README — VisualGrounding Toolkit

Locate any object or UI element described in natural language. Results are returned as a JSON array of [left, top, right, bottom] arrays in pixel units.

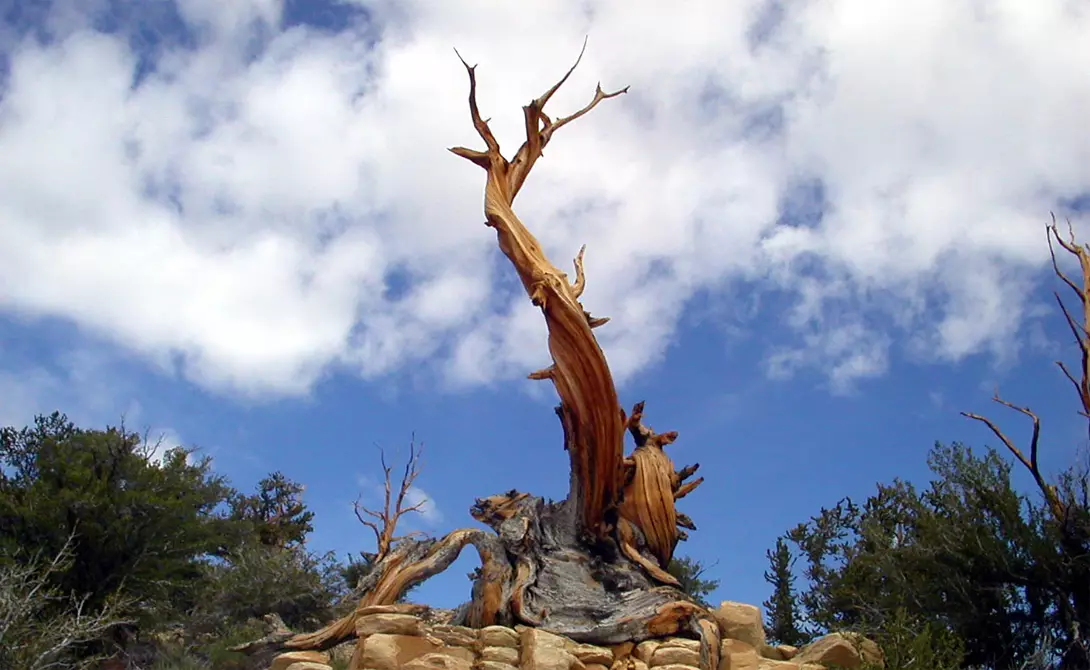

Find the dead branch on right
[[962, 215, 1090, 668]]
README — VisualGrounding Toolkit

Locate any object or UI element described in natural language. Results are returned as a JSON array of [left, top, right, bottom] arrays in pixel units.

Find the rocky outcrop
[[793, 632, 883, 669], [264, 601, 880, 670]]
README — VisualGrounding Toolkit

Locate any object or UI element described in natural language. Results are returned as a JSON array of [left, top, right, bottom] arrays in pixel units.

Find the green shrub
[[187, 541, 342, 637], [0, 535, 131, 670]]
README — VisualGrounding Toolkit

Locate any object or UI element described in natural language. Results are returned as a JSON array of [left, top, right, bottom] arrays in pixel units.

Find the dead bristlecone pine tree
[[237, 41, 721, 670]]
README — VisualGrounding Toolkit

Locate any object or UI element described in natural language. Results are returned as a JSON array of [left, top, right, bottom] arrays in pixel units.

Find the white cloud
[[766, 319, 890, 394], [404, 485, 443, 525], [0, 345, 131, 428], [0, 0, 1087, 398], [0, 347, 191, 462]]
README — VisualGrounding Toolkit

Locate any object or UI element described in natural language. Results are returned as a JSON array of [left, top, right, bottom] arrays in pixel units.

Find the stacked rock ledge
[[265, 602, 882, 670]]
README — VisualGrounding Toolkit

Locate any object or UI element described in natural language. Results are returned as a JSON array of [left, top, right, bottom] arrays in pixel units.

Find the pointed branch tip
[[571, 245, 587, 297], [675, 478, 703, 500]]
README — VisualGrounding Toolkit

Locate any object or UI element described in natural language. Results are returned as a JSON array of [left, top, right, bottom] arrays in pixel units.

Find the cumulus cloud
[[0, 344, 133, 427], [0, 0, 1087, 397], [0, 345, 191, 462]]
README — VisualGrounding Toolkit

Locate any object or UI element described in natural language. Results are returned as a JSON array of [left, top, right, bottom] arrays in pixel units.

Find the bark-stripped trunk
[[247, 42, 715, 669]]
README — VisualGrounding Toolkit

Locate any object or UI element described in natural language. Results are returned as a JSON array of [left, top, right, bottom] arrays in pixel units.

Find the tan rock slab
[[361, 633, 440, 670], [610, 642, 635, 662], [571, 643, 614, 665], [521, 627, 585, 670], [482, 645, 520, 665], [796, 632, 882, 669], [356, 612, 423, 637], [479, 662, 519, 670], [776, 646, 798, 660], [712, 602, 766, 649], [756, 662, 823, 670], [480, 625, 520, 648], [653, 665, 700, 670], [659, 639, 702, 652], [718, 639, 759, 670], [635, 640, 661, 664], [650, 646, 701, 667], [270, 651, 330, 670], [283, 663, 331, 670], [430, 624, 478, 647], [403, 652, 474, 670]]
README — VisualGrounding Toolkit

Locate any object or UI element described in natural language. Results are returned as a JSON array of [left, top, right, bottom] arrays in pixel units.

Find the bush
[[0, 412, 236, 631], [187, 541, 344, 637], [870, 608, 965, 670], [0, 534, 131, 670]]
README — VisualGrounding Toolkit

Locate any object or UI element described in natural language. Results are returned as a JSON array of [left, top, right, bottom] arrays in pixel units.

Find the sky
[[1, 0, 1089, 614]]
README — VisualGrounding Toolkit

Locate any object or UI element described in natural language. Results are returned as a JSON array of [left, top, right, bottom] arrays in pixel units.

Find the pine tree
[[763, 537, 807, 646], [667, 555, 720, 606], [230, 471, 315, 549]]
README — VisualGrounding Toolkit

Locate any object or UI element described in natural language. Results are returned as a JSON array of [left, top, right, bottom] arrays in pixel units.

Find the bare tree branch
[[962, 218, 1090, 525], [353, 440, 429, 561]]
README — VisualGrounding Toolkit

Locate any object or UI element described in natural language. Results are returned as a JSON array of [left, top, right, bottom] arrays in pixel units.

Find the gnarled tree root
[[242, 493, 719, 670]]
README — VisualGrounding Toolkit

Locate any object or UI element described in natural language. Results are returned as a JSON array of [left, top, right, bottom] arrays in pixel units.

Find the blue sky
[[1, 0, 1089, 614]]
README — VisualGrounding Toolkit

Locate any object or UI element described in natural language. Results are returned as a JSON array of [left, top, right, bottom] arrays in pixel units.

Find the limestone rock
[[610, 642, 636, 662], [756, 645, 780, 661], [246, 605, 877, 670], [659, 638, 701, 652], [403, 651, 474, 670], [482, 645, 520, 665], [650, 645, 701, 667], [756, 662, 823, 670], [571, 643, 614, 665], [361, 633, 439, 670], [634, 640, 661, 664], [430, 624, 478, 647], [711, 602, 766, 649], [795, 632, 882, 669], [521, 627, 585, 670], [356, 612, 423, 637], [270, 651, 329, 670], [329, 641, 355, 667], [776, 645, 798, 660], [718, 639, 759, 670], [480, 625, 520, 648], [757, 644, 802, 661]]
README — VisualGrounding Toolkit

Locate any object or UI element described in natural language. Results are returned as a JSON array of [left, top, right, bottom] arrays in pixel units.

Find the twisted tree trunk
[[255, 41, 716, 669]]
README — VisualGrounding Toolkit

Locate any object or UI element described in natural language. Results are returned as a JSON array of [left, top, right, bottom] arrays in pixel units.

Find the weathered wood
[[248, 42, 717, 670], [449, 42, 630, 543]]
